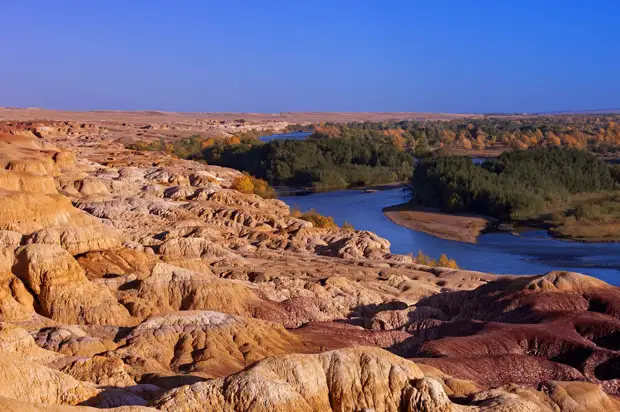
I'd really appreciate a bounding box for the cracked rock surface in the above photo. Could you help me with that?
[0,121,617,411]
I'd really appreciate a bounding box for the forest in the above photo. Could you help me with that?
[411,149,620,240]
[293,114,620,156]
[128,132,413,188]
[127,114,620,191]
[202,137,413,188]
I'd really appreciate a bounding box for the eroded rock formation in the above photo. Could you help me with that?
[0,122,617,411]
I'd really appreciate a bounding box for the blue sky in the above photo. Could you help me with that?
[1,0,618,113]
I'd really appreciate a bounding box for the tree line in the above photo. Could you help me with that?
[203,137,413,188]
[293,115,620,156]
[411,149,619,221]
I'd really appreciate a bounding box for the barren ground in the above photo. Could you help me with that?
[383,202,492,243]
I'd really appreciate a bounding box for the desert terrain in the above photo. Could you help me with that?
[0,113,618,411]
[0,108,482,144]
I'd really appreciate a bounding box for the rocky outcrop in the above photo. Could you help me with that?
[392,271,620,392]
[152,347,451,412]
[113,310,306,378]
[152,347,620,411]
[0,125,618,411]
[12,245,133,325]
[26,226,122,255]
[0,352,98,405]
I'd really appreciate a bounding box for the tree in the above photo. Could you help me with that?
[201,137,215,148]
[475,130,487,150]
[546,131,561,147]
[225,136,242,146]
[438,253,459,269]
[416,250,428,265]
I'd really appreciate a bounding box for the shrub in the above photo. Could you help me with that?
[250,176,276,199]
[342,221,355,231]
[292,208,338,229]
[231,174,276,199]
[231,175,255,194]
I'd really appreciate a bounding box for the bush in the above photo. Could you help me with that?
[231,174,276,199]
[291,208,338,229]
[342,221,355,231]
[231,175,255,194]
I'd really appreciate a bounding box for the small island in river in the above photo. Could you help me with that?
[383,201,492,243]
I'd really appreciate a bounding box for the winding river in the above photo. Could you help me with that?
[262,132,620,285]
[280,189,620,285]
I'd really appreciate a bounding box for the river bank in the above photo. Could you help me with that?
[383,200,620,244]
[276,181,407,197]
[280,188,620,284]
[383,201,492,243]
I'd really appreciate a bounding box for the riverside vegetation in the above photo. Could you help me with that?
[129,113,620,190]
[290,113,620,154]
[130,129,413,189]
[412,148,620,241]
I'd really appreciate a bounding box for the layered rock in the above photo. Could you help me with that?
[0,125,617,411]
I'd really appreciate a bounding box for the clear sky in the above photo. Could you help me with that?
[1,0,618,113]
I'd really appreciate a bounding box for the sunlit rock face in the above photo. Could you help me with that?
[0,122,617,411]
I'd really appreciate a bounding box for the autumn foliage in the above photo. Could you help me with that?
[415,251,459,269]
[231,174,276,199]
[291,207,338,229]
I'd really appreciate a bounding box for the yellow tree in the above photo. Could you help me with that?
[546,131,561,147]
[231,175,254,194]
[441,130,456,145]
[201,137,215,148]
[416,251,428,265]
[438,253,459,269]
[475,130,487,150]
[225,136,241,146]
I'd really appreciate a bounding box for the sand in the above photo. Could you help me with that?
[383,202,491,243]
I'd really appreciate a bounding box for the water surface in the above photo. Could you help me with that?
[280,188,620,285]
[260,131,311,142]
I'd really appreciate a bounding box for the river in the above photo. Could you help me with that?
[280,188,620,285]
[260,131,312,142]
[262,132,620,285]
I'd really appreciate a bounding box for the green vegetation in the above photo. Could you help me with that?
[128,135,211,158]
[202,137,412,189]
[294,115,620,155]
[127,130,274,159]
[127,114,620,190]
[412,148,620,241]
[128,130,412,189]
